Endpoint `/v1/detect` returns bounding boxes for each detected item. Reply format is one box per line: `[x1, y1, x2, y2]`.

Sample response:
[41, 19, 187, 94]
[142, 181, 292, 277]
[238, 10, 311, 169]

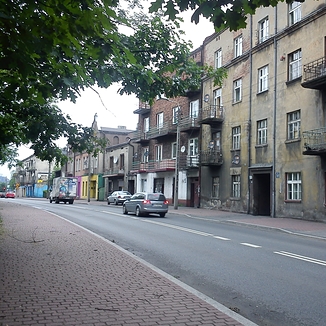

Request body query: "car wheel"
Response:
[123, 205, 128, 215]
[135, 206, 142, 217]
[107, 200, 110, 205]
[49, 198, 52, 203]
[159, 213, 166, 217]
[115, 199, 118, 205]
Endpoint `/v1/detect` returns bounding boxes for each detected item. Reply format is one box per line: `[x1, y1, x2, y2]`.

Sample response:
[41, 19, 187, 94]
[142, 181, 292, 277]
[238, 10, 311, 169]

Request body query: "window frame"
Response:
[214, 48, 222, 68]
[155, 144, 163, 161]
[257, 119, 267, 145]
[233, 78, 242, 103]
[172, 107, 179, 124]
[286, 172, 302, 201]
[189, 138, 199, 156]
[156, 112, 164, 129]
[287, 110, 301, 140]
[232, 126, 241, 150]
[190, 100, 199, 118]
[212, 176, 220, 198]
[144, 117, 149, 132]
[258, 65, 269, 93]
[234, 35, 243, 58]
[142, 147, 149, 163]
[288, 49, 302, 81]
[171, 142, 177, 159]
[232, 175, 241, 198]
[258, 17, 269, 43]
[289, 1, 302, 25]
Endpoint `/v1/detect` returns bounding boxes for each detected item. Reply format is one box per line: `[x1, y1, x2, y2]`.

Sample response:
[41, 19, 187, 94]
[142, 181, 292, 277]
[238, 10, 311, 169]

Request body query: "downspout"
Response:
[128, 138, 135, 193]
[247, 15, 253, 214]
[272, 6, 278, 218]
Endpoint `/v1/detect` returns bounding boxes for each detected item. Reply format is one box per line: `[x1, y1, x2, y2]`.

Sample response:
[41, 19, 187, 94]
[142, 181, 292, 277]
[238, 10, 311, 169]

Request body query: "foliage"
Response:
[150, 0, 305, 31]
[0, 0, 225, 166]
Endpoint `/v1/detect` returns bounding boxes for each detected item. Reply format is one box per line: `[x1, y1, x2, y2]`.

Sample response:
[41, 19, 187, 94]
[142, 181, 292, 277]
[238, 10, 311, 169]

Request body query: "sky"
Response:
[0, 10, 214, 180]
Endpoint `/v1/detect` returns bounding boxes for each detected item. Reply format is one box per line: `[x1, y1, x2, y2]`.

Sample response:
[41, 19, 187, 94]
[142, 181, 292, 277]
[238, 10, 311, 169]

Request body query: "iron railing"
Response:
[302, 127, 326, 152]
[199, 105, 224, 122]
[200, 150, 223, 165]
[303, 57, 326, 82]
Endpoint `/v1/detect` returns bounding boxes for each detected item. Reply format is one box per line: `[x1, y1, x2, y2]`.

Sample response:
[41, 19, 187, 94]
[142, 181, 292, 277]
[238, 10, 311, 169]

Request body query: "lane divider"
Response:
[274, 251, 326, 267]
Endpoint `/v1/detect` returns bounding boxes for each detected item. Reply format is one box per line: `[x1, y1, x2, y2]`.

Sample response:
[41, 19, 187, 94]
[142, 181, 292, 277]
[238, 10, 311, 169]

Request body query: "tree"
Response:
[150, 0, 304, 31]
[0, 0, 226, 167]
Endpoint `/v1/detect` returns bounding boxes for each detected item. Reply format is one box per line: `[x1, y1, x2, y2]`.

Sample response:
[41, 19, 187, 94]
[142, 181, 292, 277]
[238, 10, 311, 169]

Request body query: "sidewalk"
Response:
[0, 200, 257, 326]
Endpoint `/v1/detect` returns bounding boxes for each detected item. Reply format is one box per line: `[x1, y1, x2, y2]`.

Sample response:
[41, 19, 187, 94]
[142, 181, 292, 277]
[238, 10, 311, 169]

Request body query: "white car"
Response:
[107, 191, 132, 205]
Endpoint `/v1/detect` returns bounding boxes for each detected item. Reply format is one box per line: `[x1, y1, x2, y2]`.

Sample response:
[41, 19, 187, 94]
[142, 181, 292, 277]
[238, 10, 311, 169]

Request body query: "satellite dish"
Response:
[114, 156, 118, 164]
[180, 146, 186, 153]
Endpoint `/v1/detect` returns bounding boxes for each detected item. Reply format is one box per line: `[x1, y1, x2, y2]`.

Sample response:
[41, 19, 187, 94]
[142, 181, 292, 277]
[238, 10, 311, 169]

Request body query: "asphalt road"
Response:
[17, 199, 326, 326]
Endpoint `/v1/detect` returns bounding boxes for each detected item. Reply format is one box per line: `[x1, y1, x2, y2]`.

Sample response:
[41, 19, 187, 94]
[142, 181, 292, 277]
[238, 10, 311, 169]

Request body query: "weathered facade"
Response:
[13, 154, 55, 197]
[200, 1, 326, 221]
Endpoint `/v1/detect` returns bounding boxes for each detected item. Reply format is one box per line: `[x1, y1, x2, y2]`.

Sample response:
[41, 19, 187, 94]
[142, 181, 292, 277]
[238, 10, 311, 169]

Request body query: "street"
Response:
[14, 198, 326, 326]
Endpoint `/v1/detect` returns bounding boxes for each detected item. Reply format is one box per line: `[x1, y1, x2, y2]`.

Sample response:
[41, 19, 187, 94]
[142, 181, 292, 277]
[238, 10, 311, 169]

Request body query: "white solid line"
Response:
[213, 235, 231, 241]
[274, 251, 326, 266]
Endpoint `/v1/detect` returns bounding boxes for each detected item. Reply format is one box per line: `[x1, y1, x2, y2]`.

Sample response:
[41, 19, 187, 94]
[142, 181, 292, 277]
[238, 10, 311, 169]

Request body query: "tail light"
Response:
[164, 200, 169, 205]
[118, 195, 121, 198]
[142, 200, 151, 204]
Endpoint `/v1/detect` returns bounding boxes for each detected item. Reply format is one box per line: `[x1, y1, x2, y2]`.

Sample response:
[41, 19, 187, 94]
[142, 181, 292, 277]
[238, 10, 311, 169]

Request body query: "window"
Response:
[83, 156, 89, 169]
[286, 172, 302, 200]
[119, 154, 124, 170]
[289, 1, 302, 25]
[109, 156, 114, 168]
[142, 147, 149, 163]
[113, 136, 119, 145]
[234, 35, 243, 58]
[257, 119, 267, 145]
[233, 78, 242, 103]
[172, 142, 177, 159]
[155, 145, 163, 161]
[189, 138, 199, 156]
[232, 175, 241, 198]
[232, 126, 241, 150]
[190, 100, 199, 118]
[172, 107, 179, 124]
[144, 117, 149, 132]
[287, 110, 301, 140]
[156, 112, 164, 128]
[258, 66, 268, 93]
[288, 49, 302, 81]
[213, 131, 221, 151]
[212, 177, 220, 198]
[259, 17, 269, 43]
[214, 49, 222, 68]
[213, 88, 222, 107]
[94, 156, 98, 169]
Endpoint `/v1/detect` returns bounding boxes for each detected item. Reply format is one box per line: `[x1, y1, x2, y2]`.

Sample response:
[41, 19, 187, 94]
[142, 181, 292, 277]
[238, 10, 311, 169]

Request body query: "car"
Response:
[122, 192, 168, 217]
[107, 191, 132, 205]
[5, 191, 15, 198]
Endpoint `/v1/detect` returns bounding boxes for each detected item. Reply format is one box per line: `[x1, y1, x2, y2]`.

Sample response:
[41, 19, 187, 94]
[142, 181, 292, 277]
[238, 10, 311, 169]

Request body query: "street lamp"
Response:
[158, 97, 180, 210]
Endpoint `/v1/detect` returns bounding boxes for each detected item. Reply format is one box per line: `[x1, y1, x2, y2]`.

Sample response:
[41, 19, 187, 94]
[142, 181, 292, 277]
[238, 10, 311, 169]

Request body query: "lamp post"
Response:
[158, 97, 181, 210]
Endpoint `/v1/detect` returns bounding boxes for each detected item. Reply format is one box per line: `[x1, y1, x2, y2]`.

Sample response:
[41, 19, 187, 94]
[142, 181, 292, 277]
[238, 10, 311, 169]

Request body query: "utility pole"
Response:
[174, 116, 180, 210]
[87, 154, 91, 203]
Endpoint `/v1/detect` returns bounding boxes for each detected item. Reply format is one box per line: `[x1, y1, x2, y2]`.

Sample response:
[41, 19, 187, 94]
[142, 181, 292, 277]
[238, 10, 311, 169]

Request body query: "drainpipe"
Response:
[247, 15, 253, 214]
[272, 6, 278, 218]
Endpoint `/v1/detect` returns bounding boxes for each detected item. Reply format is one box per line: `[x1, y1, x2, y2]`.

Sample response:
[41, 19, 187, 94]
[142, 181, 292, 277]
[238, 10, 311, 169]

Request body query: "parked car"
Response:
[123, 192, 168, 217]
[5, 191, 15, 198]
[107, 191, 132, 205]
[0, 191, 5, 198]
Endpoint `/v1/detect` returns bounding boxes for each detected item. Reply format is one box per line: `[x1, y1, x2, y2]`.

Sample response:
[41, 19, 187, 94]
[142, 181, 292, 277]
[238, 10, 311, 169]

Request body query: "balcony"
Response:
[104, 168, 125, 177]
[186, 155, 199, 168]
[147, 121, 177, 139]
[200, 150, 223, 165]
[198, 105, 224, 125]
[133, 103, 151, 115]
[301, 57, 326, 90]
[179, 116, 200, 132]
[130, 130, 150, 143]
[302, 127, 326, 156]
[130, 159, 176, 173]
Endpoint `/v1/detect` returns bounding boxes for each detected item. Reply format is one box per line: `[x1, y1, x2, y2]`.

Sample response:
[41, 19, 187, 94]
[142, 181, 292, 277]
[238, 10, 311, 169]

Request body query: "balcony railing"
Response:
[302, 57, 326, 89]
[179, 116, 200, 131]
[200, 150, 223, 165]
[186, 155, 199, 168]
[302, 127, 326, 155]
[105, 168, 125, 176]
[147, 121, 177, 139]
[130, 130, 150, 143]
[199, 105, 224, 124]
[131, 159, 176, 173]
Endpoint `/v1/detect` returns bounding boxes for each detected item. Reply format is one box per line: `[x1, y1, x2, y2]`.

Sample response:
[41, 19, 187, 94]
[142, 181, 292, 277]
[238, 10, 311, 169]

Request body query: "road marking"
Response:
[274, 251, 326, 266]
[240, 243, 261, 248]
[213, 236, 231, 241]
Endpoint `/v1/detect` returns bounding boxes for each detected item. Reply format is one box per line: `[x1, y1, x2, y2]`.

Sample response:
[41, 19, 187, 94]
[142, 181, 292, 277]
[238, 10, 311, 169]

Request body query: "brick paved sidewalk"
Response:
[0, 201, 257, 326]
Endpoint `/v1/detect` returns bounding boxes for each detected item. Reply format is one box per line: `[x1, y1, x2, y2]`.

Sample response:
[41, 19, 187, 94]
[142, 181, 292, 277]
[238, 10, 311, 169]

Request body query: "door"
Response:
[252, 173, 271, 216]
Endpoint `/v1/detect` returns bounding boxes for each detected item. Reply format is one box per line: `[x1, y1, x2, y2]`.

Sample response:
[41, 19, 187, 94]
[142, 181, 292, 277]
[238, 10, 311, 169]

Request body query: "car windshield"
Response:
[147, 193, 165, 201]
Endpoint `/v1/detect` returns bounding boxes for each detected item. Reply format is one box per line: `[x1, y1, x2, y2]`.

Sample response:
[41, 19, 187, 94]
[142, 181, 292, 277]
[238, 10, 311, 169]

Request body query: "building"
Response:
[13, 154, 54, 197]
[199, 1, 326, 221]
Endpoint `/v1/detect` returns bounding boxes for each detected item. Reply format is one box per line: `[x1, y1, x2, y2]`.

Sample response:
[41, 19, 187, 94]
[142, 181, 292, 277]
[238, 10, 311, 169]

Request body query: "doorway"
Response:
[252, 173, 271, 216]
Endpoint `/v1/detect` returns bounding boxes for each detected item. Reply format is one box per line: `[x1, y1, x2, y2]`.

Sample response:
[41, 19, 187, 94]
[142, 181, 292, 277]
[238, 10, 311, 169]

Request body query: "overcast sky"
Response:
[0, 11, 214, 179]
